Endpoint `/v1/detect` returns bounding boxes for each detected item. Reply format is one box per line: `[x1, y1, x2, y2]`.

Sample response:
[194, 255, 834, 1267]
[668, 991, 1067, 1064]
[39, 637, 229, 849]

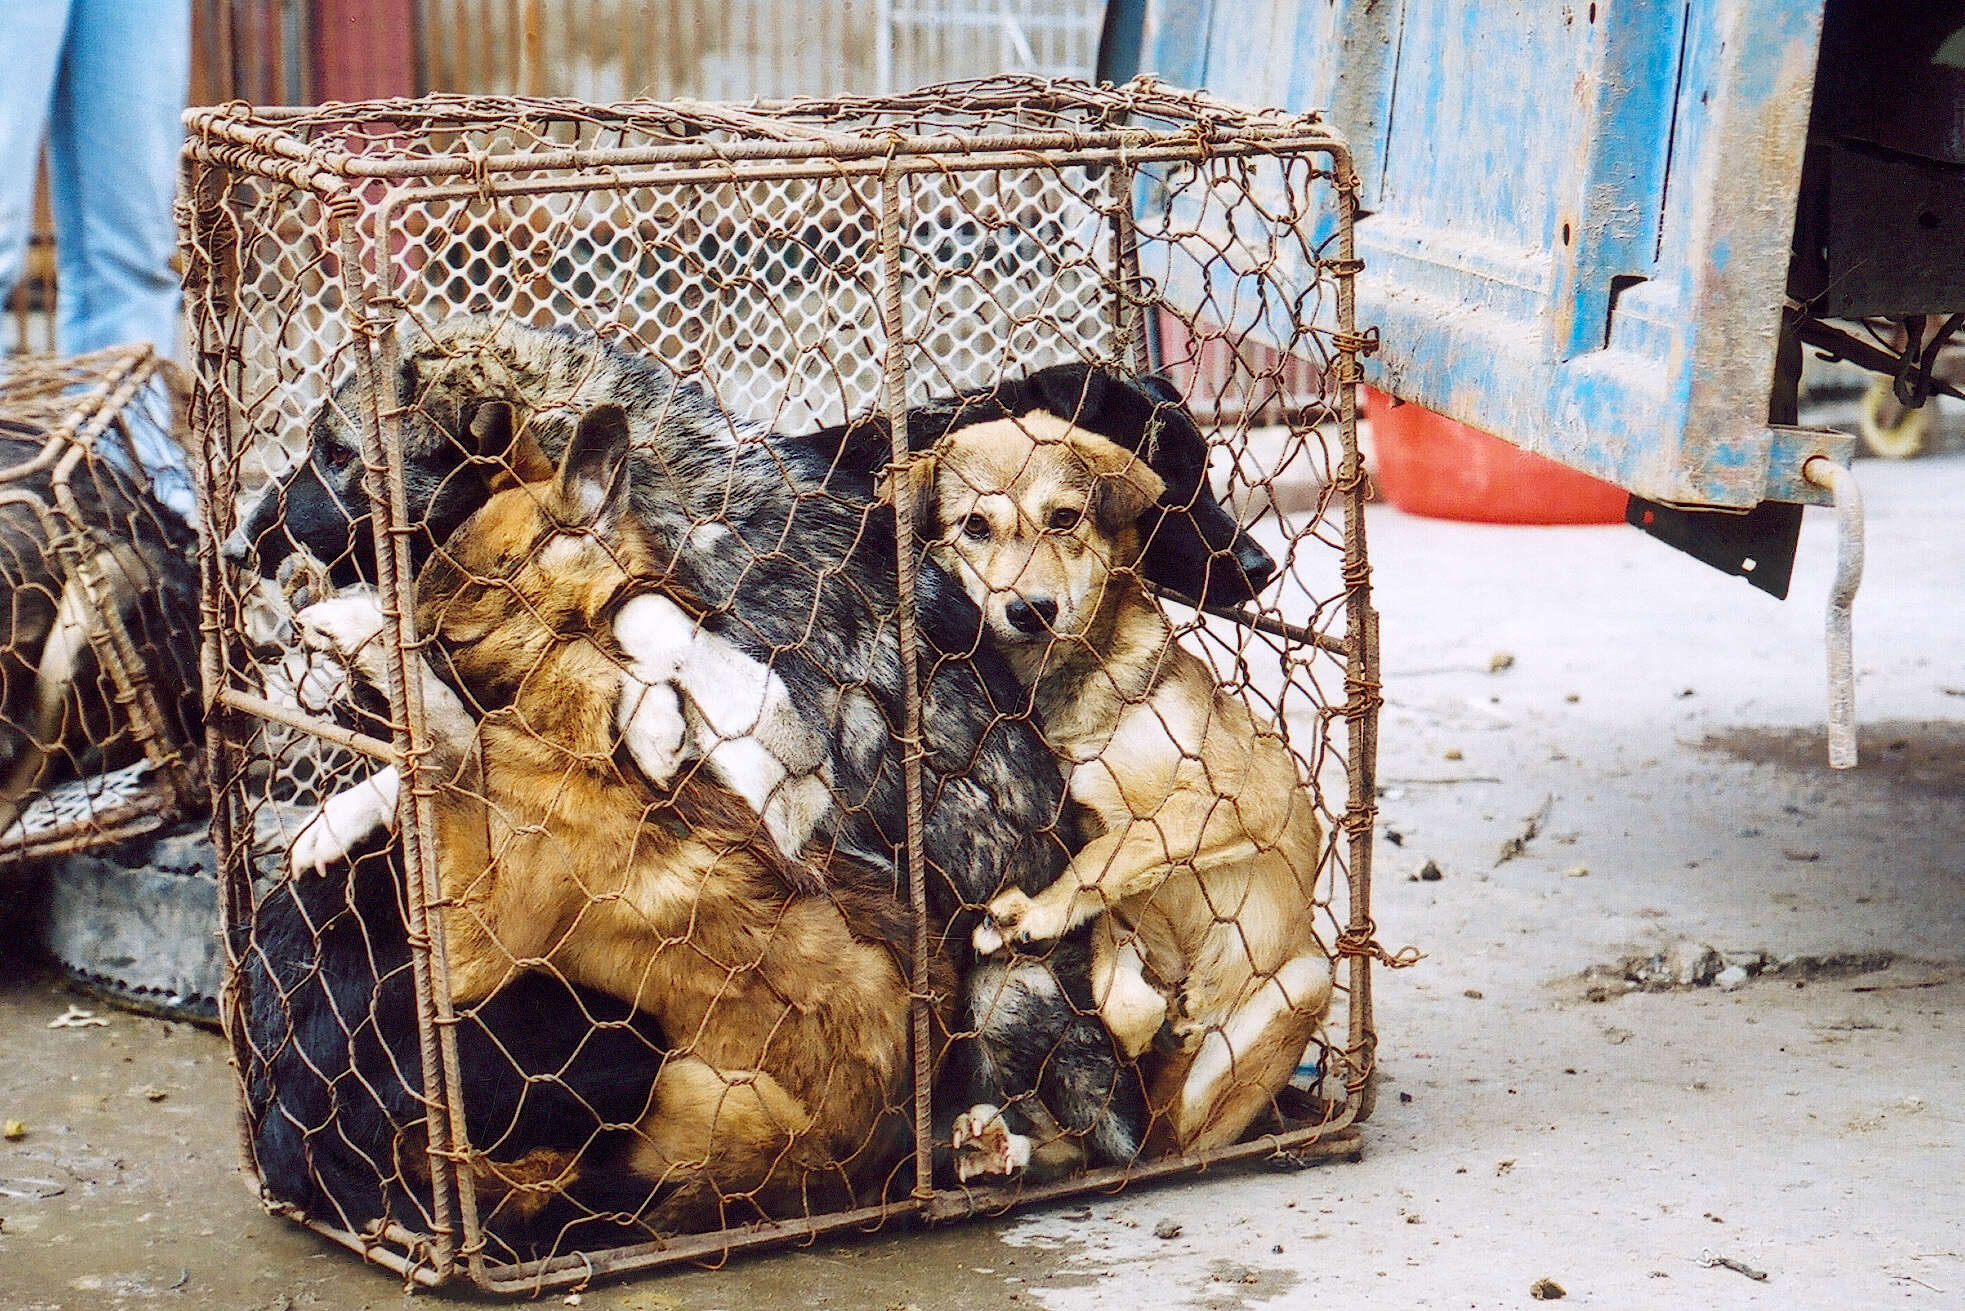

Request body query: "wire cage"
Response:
[181, 76, 1388, 1293]
[0, 346, 204, 869]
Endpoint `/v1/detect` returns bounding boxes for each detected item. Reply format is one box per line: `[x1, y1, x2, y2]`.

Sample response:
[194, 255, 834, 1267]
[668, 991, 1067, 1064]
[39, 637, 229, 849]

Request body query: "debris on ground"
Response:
[1415, 859, 1444, 882]
[1701, 1252, 1769, 1282]
[2, 1120, 24, 1141]
[47, 1005, 108, 1029]
[1496, 794, 1555, 865]
[1488, 651, 1515, 673]
[1582, 947, 1901, 998]
[1529, 1276, 1567, 1299]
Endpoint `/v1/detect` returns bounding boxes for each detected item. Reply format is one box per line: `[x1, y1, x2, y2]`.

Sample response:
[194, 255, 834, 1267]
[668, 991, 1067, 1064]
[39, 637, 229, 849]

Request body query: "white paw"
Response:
[951, 1104, 1031, 1182]
[295, 595, 388, 663]
[973, 888, 1064, 956]
[619, 677, 690, 788]
[289, 767, 399, 876]
[1098, 965, 1172, 1060]
[972, 919, 1008, 957]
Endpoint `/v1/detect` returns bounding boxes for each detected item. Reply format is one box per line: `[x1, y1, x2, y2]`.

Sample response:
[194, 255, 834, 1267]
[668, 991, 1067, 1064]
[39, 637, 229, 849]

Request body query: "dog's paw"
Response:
[972, 889, 1032, 956]
[975, 888, 1069, 954]
[289, 768, 399, 877]
[294, 595, 388, 663]
[950, 1103, 1031, 1183]
[1099, 966, 1173, 1060]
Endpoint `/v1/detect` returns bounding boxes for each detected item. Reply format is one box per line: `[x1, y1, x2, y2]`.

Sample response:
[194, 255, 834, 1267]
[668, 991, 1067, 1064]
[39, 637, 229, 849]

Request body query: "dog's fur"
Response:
[909, 413, 1333, 1162]
[0, 421, 201, 834]
[233, 317, 1147, 1177]
[296, 405, 922, 1229]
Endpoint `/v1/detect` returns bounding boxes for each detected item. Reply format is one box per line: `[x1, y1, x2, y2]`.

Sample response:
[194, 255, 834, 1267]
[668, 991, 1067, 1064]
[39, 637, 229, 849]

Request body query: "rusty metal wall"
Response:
[7, 0, 1102, 357]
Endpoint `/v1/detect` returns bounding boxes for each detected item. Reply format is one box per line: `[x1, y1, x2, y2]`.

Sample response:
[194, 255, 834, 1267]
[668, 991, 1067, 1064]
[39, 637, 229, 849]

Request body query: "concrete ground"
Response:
[3, 449, 1961, 1310]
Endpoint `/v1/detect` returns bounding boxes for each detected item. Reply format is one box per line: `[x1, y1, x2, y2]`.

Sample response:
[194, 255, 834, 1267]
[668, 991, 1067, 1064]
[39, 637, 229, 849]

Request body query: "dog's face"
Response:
[914, 414, 1166, 649]
[413, 404, 652, 703]
[226, 378, 502, 589]
[999, 367, 1274, 607]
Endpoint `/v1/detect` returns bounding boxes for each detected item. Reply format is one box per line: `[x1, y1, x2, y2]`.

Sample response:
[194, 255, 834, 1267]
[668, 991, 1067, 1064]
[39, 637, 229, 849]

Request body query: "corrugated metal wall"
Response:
[5, 0, 1101, 353]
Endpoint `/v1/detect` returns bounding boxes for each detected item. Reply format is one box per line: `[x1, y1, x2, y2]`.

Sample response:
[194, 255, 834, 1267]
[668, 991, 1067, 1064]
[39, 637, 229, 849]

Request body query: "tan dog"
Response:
[297, 404, 913, 1229]
[910, 412, 1332, 1158]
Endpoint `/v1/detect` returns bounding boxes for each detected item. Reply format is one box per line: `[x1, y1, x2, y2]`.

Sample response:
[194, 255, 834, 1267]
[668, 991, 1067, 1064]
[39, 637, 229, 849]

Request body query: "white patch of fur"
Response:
[1093, 938, 1169, 1059]
[1180, 953, 1333, 1127]
[289, 766, 400, 876]
[294, 593, 390, 687]
[611, 593, 831, 859]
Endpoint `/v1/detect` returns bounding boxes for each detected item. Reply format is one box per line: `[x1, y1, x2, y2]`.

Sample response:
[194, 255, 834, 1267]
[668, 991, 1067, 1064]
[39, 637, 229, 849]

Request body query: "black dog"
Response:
[240, 832, 673, 1264]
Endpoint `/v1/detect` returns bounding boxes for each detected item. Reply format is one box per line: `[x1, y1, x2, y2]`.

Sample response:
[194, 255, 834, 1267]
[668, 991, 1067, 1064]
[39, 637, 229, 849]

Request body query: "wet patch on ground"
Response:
[1699, 720, 1965, 798]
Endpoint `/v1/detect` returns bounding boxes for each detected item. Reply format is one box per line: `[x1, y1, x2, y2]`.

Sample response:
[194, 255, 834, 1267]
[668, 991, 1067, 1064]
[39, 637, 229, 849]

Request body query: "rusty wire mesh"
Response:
[181, 76, 1384, 1292]
[0, 346, 203, 869]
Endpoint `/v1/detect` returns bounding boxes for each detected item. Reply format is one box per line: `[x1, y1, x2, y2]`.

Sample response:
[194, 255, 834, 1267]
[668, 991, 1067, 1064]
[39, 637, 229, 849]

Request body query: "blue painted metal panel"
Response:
[1149, 0, 1855, 507]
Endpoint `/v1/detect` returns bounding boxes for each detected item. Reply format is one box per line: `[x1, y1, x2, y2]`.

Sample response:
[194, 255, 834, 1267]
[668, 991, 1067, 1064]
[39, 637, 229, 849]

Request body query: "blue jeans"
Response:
[0, 0, 195, 520]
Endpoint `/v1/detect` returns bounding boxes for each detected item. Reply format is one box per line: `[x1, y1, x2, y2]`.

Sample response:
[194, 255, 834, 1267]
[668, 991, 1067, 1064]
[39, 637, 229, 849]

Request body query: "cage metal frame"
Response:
[183, 76, 1386, 1293]
[0, 345, 204, 864]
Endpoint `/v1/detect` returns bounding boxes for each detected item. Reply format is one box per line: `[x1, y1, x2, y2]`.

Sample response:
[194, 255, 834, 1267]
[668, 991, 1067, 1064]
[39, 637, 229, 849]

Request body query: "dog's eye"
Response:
[1046, 508, 1081, 532]
[961, 513, 991, 541]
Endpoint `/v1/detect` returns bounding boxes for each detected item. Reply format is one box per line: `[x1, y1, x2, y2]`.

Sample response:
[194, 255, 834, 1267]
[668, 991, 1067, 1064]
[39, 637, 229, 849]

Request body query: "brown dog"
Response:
[296, 404, 914, 1229]
[907, 412, 1332, 1161]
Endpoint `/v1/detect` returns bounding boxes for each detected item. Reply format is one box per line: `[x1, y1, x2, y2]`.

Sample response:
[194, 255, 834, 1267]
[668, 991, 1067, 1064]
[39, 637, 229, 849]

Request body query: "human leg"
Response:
[0, 2, 72, 315]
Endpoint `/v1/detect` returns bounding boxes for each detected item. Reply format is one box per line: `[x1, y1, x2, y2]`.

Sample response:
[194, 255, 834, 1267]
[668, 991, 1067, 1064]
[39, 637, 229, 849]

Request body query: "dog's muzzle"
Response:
[1004, 597, 1057, 637]
[1234, 537, 1277, 593]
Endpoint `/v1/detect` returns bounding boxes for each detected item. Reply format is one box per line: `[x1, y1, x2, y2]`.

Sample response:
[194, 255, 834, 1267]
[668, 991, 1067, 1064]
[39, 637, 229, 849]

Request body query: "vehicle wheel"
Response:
[1858, 376, 1934, 459]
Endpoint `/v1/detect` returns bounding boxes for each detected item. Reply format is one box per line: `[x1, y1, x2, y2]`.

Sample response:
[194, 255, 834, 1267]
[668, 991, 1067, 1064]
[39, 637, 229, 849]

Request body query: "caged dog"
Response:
[901, 411, 1333, 1171]
[229, 317, 1160, 1180]
[0, 414, 202, 839]
[792, 360, 1278, 610]
[293, 402, 922, 1229]
[241, 827, 674, 1263]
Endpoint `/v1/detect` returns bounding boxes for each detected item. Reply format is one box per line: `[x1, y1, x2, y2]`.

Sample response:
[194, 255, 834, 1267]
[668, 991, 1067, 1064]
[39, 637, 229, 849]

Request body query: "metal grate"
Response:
[0, 346, 204, 868]
[181, 76, 1387, 1294]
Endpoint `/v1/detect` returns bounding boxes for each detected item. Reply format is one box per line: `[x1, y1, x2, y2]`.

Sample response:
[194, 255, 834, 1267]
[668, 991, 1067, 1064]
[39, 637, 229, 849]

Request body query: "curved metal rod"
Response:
[1803, 456, 1864, 769]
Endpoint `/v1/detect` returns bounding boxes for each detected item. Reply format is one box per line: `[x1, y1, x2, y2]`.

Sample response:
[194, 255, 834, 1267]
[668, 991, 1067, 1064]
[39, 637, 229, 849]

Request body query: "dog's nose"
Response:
[1004, 597, 1058, 635]
[1233, 537, 1276, 591]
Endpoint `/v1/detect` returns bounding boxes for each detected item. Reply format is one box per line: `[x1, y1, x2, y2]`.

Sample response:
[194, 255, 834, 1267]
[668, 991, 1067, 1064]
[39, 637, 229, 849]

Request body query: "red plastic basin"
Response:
[1362, 386, 1629, 525]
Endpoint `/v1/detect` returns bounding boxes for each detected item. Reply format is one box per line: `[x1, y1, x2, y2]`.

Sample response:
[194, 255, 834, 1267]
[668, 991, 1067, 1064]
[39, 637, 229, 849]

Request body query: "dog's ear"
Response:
[555, 404, 633, 527]
[882, 446, 941, 538]
[1027, 364, 1107, 430]
[467, 400, 555, 492]
[1068, 430, 1166, 533]
[1135, 373, 1185, 408]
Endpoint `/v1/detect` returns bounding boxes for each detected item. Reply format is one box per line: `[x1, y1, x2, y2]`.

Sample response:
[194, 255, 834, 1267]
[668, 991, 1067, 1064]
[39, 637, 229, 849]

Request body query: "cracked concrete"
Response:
[3, 451, 1962, 1309]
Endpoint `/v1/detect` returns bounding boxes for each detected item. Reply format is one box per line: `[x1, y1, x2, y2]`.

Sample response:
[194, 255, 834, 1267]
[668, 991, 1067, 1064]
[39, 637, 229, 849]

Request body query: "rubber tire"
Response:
[1858, 376, 1934, 460]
